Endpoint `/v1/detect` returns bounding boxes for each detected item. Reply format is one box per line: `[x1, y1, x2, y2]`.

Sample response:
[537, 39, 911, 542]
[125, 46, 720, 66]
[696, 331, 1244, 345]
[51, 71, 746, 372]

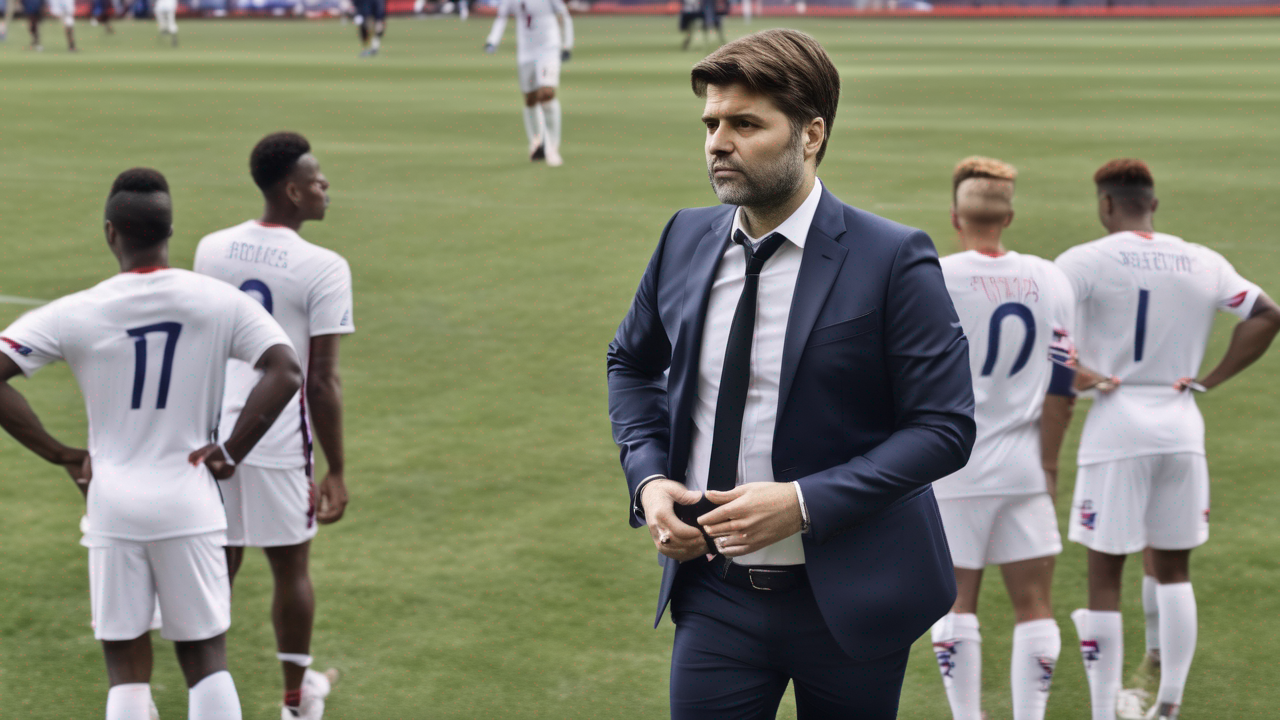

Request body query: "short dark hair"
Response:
[1094, 158, 1155, 215]
[105, 168, 173, 249]
[691, 29, 841, 166]
[250, 132, 311, 192]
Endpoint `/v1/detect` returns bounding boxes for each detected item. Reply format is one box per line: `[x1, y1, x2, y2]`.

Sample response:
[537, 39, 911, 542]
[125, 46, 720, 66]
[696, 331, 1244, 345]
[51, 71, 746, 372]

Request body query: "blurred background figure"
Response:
[154, 0, 177, 45]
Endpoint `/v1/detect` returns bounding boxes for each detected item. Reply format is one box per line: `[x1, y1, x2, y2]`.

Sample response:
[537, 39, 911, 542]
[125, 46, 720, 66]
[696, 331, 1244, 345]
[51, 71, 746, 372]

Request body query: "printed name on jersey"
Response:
[226, 242, 289, 269]
[1118, 250, 1193, 273]
[968, 276, 1041, 304]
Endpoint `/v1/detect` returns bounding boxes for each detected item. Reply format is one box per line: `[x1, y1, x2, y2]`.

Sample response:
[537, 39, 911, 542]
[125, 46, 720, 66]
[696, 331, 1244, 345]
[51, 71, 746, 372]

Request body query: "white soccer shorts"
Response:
[518, 55, 561, 93]
[937, 493, 1062, 570]
[221, 464, 318, 548]
[88, 532, 230, 642]
[48, 0, 75, 25]
[1069, 453, 1210, 555]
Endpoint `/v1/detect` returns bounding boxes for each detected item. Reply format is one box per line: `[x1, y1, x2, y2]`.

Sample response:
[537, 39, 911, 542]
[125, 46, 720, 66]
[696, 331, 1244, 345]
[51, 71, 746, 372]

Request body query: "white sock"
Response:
[371, 36, 380, 50]
[541, 99, 561, 149]
[1156, 582, 1196, 708]
[1143, 575, 1160, 659]
[106, 683, 152, 720]
[932, 612, 982, 720]
[188, 671, 242, 720]
[522, 105, 545, 146]
[459, 0, 467, 19]
[1072, 609, 1122, 720]
[1011, 619, 1060, 720]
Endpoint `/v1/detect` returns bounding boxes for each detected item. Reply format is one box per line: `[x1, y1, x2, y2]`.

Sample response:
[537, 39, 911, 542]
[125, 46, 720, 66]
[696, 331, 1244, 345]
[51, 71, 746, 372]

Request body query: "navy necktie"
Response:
[705, 229, 788, 494]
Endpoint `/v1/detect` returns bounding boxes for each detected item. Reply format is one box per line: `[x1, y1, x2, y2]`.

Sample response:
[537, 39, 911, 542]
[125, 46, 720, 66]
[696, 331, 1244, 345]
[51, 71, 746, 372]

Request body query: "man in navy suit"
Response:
[607, 29, 976, 718]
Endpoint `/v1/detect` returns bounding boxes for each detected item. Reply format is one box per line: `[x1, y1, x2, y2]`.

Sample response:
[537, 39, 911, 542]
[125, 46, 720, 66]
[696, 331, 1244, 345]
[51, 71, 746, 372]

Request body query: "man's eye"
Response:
[706, 122, 718, 131]
[737, 121, 753, 129]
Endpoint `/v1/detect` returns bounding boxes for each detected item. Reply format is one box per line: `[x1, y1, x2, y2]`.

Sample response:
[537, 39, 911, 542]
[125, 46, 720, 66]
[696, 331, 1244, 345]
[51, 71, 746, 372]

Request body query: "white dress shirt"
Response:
[685, 179, 825, 566]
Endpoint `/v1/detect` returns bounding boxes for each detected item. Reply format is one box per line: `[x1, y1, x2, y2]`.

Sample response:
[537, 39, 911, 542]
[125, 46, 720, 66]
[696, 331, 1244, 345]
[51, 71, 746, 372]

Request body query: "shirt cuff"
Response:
[793, 481, 812, 536]
[632, 474, 668, 524]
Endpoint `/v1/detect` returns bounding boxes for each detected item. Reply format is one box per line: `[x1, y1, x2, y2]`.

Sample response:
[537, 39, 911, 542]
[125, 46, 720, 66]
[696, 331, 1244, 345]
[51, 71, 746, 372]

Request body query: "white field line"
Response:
[0, 295, 46, 306]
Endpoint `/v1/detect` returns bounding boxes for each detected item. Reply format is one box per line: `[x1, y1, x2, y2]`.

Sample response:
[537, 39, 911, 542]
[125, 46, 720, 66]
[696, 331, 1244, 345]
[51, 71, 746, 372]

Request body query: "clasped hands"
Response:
[640, 479, 804, 562]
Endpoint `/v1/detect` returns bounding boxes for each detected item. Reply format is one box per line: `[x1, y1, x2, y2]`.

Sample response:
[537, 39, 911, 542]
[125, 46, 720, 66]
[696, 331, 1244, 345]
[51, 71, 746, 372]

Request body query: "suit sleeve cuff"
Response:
[793, 481, 812, 536]
[633, 475, 668, 524]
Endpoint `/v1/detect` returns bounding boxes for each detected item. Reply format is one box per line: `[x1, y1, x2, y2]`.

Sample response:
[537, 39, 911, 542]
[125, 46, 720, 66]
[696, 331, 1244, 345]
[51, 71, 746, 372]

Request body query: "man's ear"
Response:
[1003, 210, 1015, 229]
[104, 220, 117, 248]
[285, 179, 303, 207]
[804, 118, 825, 160]
[950, 207, 961, 232]
[1150, 197, 1159, 215]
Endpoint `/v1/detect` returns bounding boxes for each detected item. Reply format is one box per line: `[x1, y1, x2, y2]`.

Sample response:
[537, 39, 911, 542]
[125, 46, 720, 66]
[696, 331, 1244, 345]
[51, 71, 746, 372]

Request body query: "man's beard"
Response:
[707, 136, 806, 210]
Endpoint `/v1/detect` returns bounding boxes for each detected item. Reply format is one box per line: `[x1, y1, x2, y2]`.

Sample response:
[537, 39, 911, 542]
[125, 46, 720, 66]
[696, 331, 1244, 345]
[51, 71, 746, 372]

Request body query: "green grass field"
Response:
[2, 14, 1279, 719]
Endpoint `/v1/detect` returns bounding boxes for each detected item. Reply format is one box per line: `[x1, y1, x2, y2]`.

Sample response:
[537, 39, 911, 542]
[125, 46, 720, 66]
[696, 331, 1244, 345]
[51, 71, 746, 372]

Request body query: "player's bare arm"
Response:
[0, 354, 90, 492]
[191, 343, 302, 473]
[1040, 393, 1075, 503]
[1181, 292, 1280, 392]
[308, 333, 348, 524]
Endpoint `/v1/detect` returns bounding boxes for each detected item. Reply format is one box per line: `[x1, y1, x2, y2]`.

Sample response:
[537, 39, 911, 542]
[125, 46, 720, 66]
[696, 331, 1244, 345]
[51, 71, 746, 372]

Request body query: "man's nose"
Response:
[707, 127, 733, 156]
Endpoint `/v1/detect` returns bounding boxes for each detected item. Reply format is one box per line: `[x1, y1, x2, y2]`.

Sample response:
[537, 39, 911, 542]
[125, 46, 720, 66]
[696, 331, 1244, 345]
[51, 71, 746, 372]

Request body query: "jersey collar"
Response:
[124, 266, 170, 274]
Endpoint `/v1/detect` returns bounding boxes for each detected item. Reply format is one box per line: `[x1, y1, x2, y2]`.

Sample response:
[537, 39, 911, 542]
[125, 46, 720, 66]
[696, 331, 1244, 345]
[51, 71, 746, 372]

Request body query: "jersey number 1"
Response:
[127, 322, 183, 410]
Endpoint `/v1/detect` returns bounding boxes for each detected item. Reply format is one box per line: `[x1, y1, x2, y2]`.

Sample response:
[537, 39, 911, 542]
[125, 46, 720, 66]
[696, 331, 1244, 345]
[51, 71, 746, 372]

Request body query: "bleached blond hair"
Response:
[952, 156, 1017, 223]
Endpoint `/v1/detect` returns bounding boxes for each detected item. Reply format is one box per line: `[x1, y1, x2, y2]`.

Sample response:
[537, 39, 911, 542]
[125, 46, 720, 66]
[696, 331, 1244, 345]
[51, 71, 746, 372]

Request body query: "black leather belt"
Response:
[707, 554, 807, 592]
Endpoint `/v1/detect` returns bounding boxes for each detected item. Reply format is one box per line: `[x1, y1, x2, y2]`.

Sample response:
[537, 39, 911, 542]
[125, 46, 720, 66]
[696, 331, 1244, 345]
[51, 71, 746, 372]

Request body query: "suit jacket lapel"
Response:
[668, 208, 734, 482]
[777, 189, 849, 421]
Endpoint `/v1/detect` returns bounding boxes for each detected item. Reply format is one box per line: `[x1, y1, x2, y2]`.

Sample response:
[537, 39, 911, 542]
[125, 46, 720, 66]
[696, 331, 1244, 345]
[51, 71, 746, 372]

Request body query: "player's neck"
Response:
[1106, 217, 1155, 235]
[739, 174, 815, 240]
[260, 207, 305, 233]
[958, 230, 1005, 257]
[119, 247, 170, 273]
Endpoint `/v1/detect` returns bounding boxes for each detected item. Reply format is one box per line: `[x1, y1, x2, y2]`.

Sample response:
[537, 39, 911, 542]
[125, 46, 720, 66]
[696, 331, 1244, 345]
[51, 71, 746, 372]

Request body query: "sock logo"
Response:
[1079, 500, 1097, 530]
[933, 641, 959, 679]
[1080, 639, 1100, 668]
[1036, 655, 1056, 692]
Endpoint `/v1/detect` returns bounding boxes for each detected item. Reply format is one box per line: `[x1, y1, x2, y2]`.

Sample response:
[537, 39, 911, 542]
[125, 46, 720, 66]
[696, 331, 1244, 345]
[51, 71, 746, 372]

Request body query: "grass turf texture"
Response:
[2, 15, 1279, 719]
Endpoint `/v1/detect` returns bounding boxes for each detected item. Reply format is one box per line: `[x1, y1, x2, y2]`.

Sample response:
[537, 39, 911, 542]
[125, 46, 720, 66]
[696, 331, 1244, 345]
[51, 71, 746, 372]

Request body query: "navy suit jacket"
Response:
[607, 187, 976, 661]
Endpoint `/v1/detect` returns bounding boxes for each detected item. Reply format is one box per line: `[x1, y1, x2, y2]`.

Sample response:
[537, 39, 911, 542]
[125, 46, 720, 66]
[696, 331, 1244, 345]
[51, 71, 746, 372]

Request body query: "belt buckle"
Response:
[748, 568, 784, 591]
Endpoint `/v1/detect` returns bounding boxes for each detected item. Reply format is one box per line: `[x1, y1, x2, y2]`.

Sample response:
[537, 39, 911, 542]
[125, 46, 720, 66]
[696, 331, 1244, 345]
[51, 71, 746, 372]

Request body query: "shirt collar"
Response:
[731, 178, 824, 250]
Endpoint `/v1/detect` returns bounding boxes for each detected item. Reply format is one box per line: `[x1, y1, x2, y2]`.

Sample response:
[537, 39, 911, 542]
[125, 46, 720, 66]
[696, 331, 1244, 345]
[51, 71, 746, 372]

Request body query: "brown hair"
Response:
[952, 156, 1017, 201]
[691, 29, 841, 166]
[952, 156, 1017, 222]
[1094, 158, 1153, 188]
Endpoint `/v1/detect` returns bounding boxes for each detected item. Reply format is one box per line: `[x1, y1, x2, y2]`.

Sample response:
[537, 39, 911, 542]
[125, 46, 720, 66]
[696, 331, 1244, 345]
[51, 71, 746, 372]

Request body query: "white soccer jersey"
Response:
[194, 221, 355, 469]
[0, 269, 290, 542]
[1056, 231, 1261, 464]
[934, 250, 1076, 498]
[486, 0, 574, 64]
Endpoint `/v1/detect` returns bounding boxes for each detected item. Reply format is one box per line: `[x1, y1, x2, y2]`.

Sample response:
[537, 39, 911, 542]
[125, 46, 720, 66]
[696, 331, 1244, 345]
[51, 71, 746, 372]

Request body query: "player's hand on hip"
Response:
[560, 48, 571, 62]
[189, 443, 236, 480]
[63, 451, 92, 498]
[700, 483, 803, 558]
[316, 471, 349, 524]
[642, 479, 710, 562]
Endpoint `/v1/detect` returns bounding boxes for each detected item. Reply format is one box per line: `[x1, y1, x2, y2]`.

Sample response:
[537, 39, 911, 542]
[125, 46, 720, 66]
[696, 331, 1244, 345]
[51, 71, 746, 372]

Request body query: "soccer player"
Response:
[0, 168, 302, 720]
[154, 0, 177, 46]
[353, 0, 384, 56]
[931, 157, 1076, 720]
[1057, 159, 1280, 720]
[484, 0, 574, 167]
[194, 132, 353, 720]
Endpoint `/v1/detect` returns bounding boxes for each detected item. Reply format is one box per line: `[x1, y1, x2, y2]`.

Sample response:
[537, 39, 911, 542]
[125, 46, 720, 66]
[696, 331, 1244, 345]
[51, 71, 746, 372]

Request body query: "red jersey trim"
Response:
[256, 221, 288, 228]
[125, 266, 170, 274]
